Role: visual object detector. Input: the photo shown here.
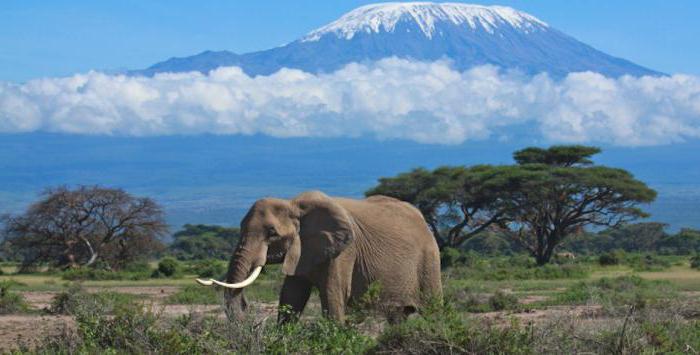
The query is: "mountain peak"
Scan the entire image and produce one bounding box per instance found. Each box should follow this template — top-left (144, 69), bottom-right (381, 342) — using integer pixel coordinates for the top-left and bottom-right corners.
top-left (302, 2), bottom-right (549, 42)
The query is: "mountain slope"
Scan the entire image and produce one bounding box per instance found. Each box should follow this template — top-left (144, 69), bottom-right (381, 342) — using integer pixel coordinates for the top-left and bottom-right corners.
top-left (133, 2), bottom-right (660, 78)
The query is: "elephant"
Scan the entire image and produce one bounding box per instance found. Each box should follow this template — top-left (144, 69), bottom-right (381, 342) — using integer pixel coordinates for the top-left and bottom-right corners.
top-left (196, 190), bottom-right (442, 323)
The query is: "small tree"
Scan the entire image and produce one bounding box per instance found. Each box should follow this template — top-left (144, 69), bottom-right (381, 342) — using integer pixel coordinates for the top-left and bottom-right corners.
top-left (503, 146), bottom-right (657, 265)
top-left (2, 186), bottom-right (167, 270)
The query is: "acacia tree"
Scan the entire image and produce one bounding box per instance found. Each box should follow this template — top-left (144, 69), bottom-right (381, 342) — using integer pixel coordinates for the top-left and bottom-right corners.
top-left (503, 146), bottom-right (657, 265)
top-left (2, 186), bottom-right (167, 270)
top-left (366, 165), bottom-right (518, 249)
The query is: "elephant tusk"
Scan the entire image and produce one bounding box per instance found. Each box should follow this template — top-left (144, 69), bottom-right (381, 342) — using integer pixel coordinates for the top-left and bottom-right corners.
top-left (210, 266), bottom-right (263, 289)
top-left (195, 278), bottom-right (214, 286)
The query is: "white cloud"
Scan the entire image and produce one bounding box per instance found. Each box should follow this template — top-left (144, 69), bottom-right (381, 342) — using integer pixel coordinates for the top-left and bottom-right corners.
top-left (1, 59), bottom-right (700, 146)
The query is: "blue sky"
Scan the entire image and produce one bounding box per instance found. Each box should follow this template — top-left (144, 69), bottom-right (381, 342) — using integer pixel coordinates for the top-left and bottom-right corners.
top-left (1, 0), bottom-right (699, 82)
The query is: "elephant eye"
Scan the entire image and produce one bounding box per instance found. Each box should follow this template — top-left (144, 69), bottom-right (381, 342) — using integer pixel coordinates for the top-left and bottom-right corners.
top-left (265, 226), bottom-right (279, 238)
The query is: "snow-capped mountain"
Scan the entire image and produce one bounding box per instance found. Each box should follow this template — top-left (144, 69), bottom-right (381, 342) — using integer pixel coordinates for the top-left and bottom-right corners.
top-left (133, 2), bottom-right (659, 78)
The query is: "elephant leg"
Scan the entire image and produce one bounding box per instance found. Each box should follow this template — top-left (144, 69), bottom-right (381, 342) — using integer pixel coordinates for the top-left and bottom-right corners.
top-left (319, 286), bottom-right (346, 322)
top-left (278, 275), bottom-right (312, 323)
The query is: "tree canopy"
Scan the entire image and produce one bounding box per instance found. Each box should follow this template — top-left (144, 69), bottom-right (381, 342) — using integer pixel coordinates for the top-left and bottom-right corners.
top-left (366, 165), bottom-right (518, 248)
top-left (367, 145), bottom-right (657, 265)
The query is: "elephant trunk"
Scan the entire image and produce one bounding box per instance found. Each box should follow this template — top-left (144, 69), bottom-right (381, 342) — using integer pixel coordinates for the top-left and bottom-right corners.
top-left (222, 242), bottom-right (267, 320)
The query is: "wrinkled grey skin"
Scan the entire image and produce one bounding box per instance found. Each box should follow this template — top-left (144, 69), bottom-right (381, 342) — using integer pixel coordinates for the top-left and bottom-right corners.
top-left (223, 191), bottom-right (442, 323)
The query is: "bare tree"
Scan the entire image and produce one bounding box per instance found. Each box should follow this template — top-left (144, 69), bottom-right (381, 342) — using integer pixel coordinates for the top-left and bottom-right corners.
top-left (2, 186), bottom-right (167, 270)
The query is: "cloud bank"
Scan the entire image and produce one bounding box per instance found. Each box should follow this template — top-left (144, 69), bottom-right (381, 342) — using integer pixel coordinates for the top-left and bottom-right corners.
top-left (1, 59), bottom-right (699, 145)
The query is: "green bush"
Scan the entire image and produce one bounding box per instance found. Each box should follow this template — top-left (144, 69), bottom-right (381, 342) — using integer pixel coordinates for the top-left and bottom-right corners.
top-left (0, 280), bottom-right (29, 314)
top-left (49, 283), bottom-right (138, 315)
top-left (446, 287), bottom-right (521, 313)
top-left (61, 267), bottom-right (150, 281)
top-left (691, 254), bottom-right (700, 269)
top-left (372, 302), bottom-right (534, 354)
top-left (122, 260), bottom-right (153, 273)
top-left (626, 254), bottom-right (671, 271)
top-left (440, 247), bottom-right (462, 269)
top-left (39, 291), bottom-right (373, 354)
top-left (153, 257), bottom-right (181, 278)
top-left (166, 285), bottom-right (220, 305)
top-left (598, 250), bottom-right (623, 266)
top-left (446, 256), bottom-right (589, 281)
top-left (187, 259), bottom-right (227, 278)
top-left (267, 317), bottom-right (374, 354)
top-left (488, 290), bottom-right (519, 311)
top-left (555, 275), bottom-right (676, 311)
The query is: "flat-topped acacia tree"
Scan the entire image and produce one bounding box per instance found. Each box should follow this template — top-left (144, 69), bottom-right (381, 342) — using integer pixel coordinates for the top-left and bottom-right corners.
top-left (366, 145), bottom-right (657, 265)
top-left (504, 146), bottom-right (657, 265)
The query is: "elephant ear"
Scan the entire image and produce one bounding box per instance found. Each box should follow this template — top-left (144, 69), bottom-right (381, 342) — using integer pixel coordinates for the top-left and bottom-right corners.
top-left (282, 192), bottom-right (354, 276)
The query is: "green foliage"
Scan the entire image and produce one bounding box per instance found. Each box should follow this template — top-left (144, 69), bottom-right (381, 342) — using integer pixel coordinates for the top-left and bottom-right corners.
top-left (625, 254), bottom-right (671, 271)
top-left (513, 145), bottom-right (601, 167)
top-left (561, 224), bottom-right (700, 256)
top-left (488, 290), bottom-right (519, 311)
top-left (152, 257), bottom-right (181, 278)
top-left (186, 259), bottom-right (227, 278)
top-left (49, 283), bottom-right (138, 315)
top-left (445, 254), bottom-right (589, 280)
top-left (555, 275), bottom-right (676, 310)
top-left (61, 267), bottom-right (151, 281)
top-left (691, 254), bottom-right (700, 269)
top-left (598, 250), bottom-right (623, 266)
top-left (267, 318), bottom-right (374, 354)
top-left (40, 291), bottom-right (374, 354)
top-left (372, 302), bottom-right (534, 354)
top-left (166, 285), bottom-right (220, 305)
top-left (0, 280), bottom-right (29, 314)
top-left (365, 165), bottom-right (517, 249)
top-left (367, 145), bottom-right (656, 266)
top-left (440, 247), bottom-right (462, 269)
top-left (657, 228), bottom-right (700, 255)
top-left (168, 224), bottom-right (240, 260)
top-left (32, 283), bottom-right (700, 355)
top-left (347, 281), bottom-right (383, 323)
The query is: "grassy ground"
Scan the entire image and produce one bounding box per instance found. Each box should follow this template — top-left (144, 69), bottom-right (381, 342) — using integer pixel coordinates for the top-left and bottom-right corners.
top-left (0, 256), bottom-right (698, 353)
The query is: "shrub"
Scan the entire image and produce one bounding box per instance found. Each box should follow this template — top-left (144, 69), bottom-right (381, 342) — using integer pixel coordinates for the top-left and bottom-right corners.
top-left (598, 250), bottom-right (623, 266)
top-left (691, 254), bottom-right (700, 270)
top-left (267, 317), bottom-right (374, 354)
top-left (440, 247), bottom-right (462, 269)
top-left (61, 267), bottom-right (150, 281)
top-left (555, 275), bottom-right (676, 311)
top-left (488, 290), bottom-right (519, 311)
top-left (0, 280), bottom-right (29, 314)
top-left (49, 283), bottom-right (138, 315)
top-left (372, 302), bottom-right (534, 354)
top-left (446, 257), bottom-right (589, 281)
top-left (40, 292), bottom-right (373, 354)
top-left (187, 259), bottom-right (226, 278)
top-left (626, 254), bottom-right (671, 271)
top-left (122, 260), bottom-right (153, 273)
top-left (153, 257), bottom-right (181, 278)
top-left (166, 285), bottom-right (220, 305)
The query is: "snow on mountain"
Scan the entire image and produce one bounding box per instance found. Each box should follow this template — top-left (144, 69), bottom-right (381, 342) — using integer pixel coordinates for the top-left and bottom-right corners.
top-left (302, 2), bottom-right (548, 41)
top-left (132, 2), bottom-right (660, 78)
